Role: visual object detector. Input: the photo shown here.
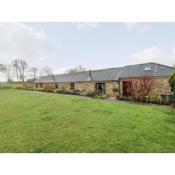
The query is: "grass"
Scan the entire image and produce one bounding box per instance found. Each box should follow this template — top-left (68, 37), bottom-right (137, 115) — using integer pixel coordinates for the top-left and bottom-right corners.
top-left (0, 89), bottom-right (175, 153)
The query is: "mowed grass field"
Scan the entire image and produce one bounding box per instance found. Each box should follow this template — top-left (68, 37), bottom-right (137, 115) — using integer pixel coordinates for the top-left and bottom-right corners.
top-left (0, 89), bottom-right (175, 153)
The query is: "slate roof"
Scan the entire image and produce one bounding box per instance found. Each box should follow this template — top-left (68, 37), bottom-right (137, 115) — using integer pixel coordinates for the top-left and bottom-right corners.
top-left (34, 62), bottom-right (175, 83)
top-left (35, 75), bottom-right (55, 83)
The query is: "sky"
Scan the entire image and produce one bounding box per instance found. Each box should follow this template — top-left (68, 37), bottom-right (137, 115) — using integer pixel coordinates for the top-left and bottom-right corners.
top-left (0, 22), bottom-right (175, 75)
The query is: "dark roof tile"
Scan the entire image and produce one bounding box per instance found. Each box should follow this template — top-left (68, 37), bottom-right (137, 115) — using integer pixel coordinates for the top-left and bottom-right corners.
top-left (34, 62), bottom-right (175, 83)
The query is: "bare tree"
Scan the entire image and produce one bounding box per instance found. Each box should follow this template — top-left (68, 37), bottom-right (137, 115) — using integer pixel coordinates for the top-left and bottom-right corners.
top-left (12, 59), bottom-right (19, 81)
top-left (65, 65), bottom-right (86, 73)
top-left (12, 59), bottom-right (28, 85)
top-left (0, 64), bottom-right (6, 82)
top-left (4, 64), bottom-right (13, 82)
top-left (29, 67), bottom-right (38, 80)
top-left (130, 78), bottom-right (153, 101)
top-left (40, 66), bottom-right (53, 76)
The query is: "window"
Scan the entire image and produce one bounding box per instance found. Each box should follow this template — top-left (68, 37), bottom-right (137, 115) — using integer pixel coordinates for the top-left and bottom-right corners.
top-left (70, 83), bottom-right (75, 90)
top-left (40, 83), bottom-right (43, 88)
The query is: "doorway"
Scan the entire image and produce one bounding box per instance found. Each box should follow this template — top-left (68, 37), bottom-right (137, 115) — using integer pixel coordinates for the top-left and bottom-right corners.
top-left (95, 83), bottom-right (106, 95)
top-left (122, 81), bottom-right (132, 96)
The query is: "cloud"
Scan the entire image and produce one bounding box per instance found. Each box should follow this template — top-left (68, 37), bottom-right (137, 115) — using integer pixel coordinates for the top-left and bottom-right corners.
top-left (131, 46), bottom-right (175, 66)
top-left (0, 23), bottom-right (52, 64)
top-left (74, 22), bottom-right (99, 30)
top-left (123, 22), bottom-right (151, 33)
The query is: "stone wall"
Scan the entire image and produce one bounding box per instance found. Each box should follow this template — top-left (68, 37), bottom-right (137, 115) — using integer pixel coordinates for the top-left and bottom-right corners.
top-left (57, 82), bottom-right (70, 90)
top-left (149, 78), bottom-right (171, 95)
top-left (43, 83), bottom-right (54, 89)
top-left (119, 77), bottom-right (172, 96)
top-left (74, 82), bottom-right (95, 91)
top-left (105, 82), bottom-right (119, 96)
top-left (55, 81), bottom-right (119, 95)
top-left (35, 83), bottom-right (54, 89)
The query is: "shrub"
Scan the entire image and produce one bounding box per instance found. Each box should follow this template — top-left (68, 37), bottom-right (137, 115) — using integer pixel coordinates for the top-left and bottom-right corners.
top-left (64, 90), bottom-right (75, 94)
top-left (87, 91), bottom-right (99, 97)
top-left (27, 87), bottom-right (34, 91)
top-left (42, 85), bottom-right (54, 92)
top-left (0, 84), bottom-right (12, 90)
top-left (94, 95), bottom-right (107, 99)
top-left (55, 89), bottom-right (65, 93)
top-left (144, 95), bottom-right (161, 104)
top-left (74, 89), bottom-right (81, 95)
top-left (130, 78), bottom-right (153, 102)
top-left (36, 88), bottom-right (44, 91)
top-left (169, 71), bottom-right (175, 93)
top-left (55, 89), bottom-right (80, 95)
top-left (79, 90), bottom-right (99, 97)
top-left (80, 90), bottom-right (91, 96)
top-left (14, 86), bottom-right (25, 90)
top-left (112, 87), bottom-right (119, 93)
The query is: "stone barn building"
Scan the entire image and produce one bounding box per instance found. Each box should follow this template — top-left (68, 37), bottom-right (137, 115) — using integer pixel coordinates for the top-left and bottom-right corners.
top-left (34, 62), bottom-right (175, 97)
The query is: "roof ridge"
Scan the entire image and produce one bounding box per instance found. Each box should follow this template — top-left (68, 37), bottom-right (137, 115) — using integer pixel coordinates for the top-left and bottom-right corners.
top-left (149, 62), bottom-right (175, 69)
top-left (54, 62), bottom-right (174, 77)
top-left (124, 62), bottom-right (175, 69)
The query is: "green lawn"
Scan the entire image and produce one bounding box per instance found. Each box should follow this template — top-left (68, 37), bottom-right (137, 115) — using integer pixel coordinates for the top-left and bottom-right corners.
top-left (0, 89), bottom-right (175, 153)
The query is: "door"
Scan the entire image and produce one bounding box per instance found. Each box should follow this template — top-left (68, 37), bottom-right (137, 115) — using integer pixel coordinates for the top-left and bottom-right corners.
top-left (123, 81), bottom-right (132, 96)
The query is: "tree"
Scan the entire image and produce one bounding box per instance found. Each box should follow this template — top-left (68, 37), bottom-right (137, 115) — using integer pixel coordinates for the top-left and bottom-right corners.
top-left (169, 71), bottom-right (175, 93)
top-left (12, 59), bottom-right (19, 81)
top-left (4, 64), bottom-right (12, 82)
top-left (29, 67), bottom-right (38, 80)
top-left (130, 78), bottom-right (153, 101)
top-left (0, 64), bottom-right (6, 82)
top-left (0, 64), bottom-right (6, 72)
top-left (12, 59), bottom-right (28, 85)
top-left (40, 67), bottom-right (53, 76)
top-left (65, 65), bottom-right (86, 73)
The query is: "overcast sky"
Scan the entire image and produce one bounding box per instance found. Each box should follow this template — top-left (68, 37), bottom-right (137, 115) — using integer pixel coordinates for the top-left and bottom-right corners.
top-left (0, 22), bottom-right (175, 74)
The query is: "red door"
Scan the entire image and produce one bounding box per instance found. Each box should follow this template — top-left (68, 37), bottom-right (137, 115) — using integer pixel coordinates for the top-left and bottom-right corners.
top-left (123, 81), bottom-right (132, 96)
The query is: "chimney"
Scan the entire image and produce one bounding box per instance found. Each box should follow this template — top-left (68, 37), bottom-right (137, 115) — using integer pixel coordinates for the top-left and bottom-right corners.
top-left (89, 69), bottom-right (92, 81)
top-left (52, 74), bottom-right (55, 81)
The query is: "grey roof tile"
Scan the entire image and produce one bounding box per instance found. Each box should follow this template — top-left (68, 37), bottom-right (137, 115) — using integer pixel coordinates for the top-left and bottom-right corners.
top-left (34, 62), bottom-right (175, 83)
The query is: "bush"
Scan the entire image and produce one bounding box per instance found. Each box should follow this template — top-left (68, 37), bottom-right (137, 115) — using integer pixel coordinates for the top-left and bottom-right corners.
top-left (79, 90), bottom-right (99, 97)
top-left (26, 87), bottom-right (35, 91)
top-left (54, 89), bottom-right (81, 95)
top-left (39, 85), bottom-right (54, 93)
top-left (87, 91), bottom-right (99, 97)
top-left (36, 88), bottom-right (44, 91)
top-left (14, 86), bottom-right (25, 90)
top-left (54, 89), bottom-right (65, 93)
top-left (94, 95), bottom-right (107, 99)
top-left (112, 87), bottom-right (119, 93)
top-left (169, 71), bottom-right (175, 93)
top-left (143, 95), bottom-right (161, 104)
top-left (63, 90), bottom-right (75, 94)
top-left (80, 90), bottom-right (91, 96)
top-left (0, 84), bottom-right (12, 90)
top-left (73, 89), bottom-right (81, 95)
